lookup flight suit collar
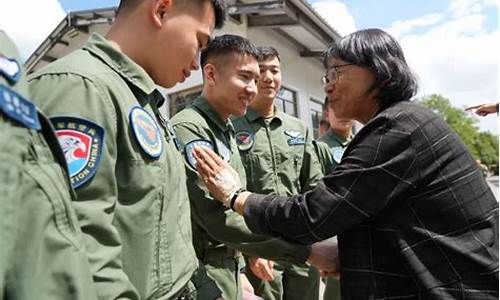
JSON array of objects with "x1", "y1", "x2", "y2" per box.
[
  {"x1": 246, "y1": 105, "x2": 283, "y2": 125},
  {"x1": 325, "y1": 128, "x2": 350, "y2": 146},
  {"x1": 192, "y1": 96, "x2": 234, "y2": 133},
  {"x1": 83, "y1": 33, "x2": 164, "y2": 107}
]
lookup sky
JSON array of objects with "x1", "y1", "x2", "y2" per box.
[{"x1": 0, "y1": 0, "x2": 498, "y2": 133}]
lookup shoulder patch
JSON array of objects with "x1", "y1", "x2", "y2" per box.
[
  {"x1": 129, "y1": 106, "x2": 163, "y2": 159},
  {"x1": 0, "y1": 55, "x2": 21, "y2": 84},
  {"x1": 0, "y1": 84, "x2": 41, "y2": 130},
  {"x1": 50, "y1": 116, "x2": 104, "y2": 189},
  {"x1": 235, "y1": 131, "x2": 254, "y2": 152},
  {"x1": 184, "y1": 139, "x2": 214, "y2": 170},
  {"x1": 284, "y1": 129, "x2": 305, "y2": 146},
  {"x1": 331, "y1": 146, "x2": 345, "y2": 164}
]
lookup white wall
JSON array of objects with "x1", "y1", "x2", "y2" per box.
[{"x1": 162, "y1": 18, "x2": 326, "y2": 131}]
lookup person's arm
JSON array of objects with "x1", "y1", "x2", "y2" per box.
[
  {"x1": 194, "y1": 117, "x2": 418, "y2": 245},
  {"x1": 29, "y1": 74, "x2": 139, "y2": 300},
  {"x1": 172, "y1": 121, "x2": 311, "y2": 264},
  {"x1": 299, "y1": 126, "x2": 324, "y2": 192},
  {"x1": 465, "y1": 103, "x2": 499, "y2": 116}
]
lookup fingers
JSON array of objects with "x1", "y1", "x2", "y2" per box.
[
  {"x1": 465, "y1": 104, "x2": 481, "y2": 111},
  {"x1": 194, "y1": 146, "x2": 219, "y2": 173},
  {"x1": 249, "y1": 258, "x2": 274, "y2": 281}
]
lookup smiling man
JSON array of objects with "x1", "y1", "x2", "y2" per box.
[
  {"x1": 172, "y1": 35, "x2": 327, "y2": 300},
  {"x1": 28, "y1": 0, "x2": 226, "y2": 299}
]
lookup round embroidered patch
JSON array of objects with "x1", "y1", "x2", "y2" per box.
[
  {"x1": 184, "y1": 139, "x2": 214, "y2": 170},
  {"x1": 235, "y1": 131, "x2": 254, "y2": 152},
  {"x1": 0, "y1": 55, "x2": 21, "y2": 84},
  {"x1": 50, "y1": 116, "x2": 104, "y2": 189},
  {"x1": 331, "y1": 146, "x2": 345, "y2": 164},
  {"x1": 130, "y1": 106, "x2": 163, "y2": 159}
]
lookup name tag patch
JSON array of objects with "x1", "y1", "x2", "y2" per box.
[
  {"x1": 0, "y1": 84, "x2": 40, "y2": 130},
  {"x1": 130, "y1": 106, "x2": 163, "y2": 159},
  {"x1": 184, "y1": 139, "x2": 214, "y2": 170},
  {"x1": 51, "y1": 116, "x2": 104, "y2": 189},
  {"x1": 331, "y1": 146, "x2": 345, "y2": 163},
  {"x1": 235, "y1": 131, "x2": 254, "y2": 152},
  {"x1": 284, "y1": 129, "x2": 305, "y2": 146},
  {"x1": 0, "y1": 55, "x2": 21, "y2": 84}
]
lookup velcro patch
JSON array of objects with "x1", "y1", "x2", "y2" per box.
[
  {"x1": 0, "y1": 55, "x2": 21, "y2": 84},
  {"x1": 235, "y1": 131, "x2": 254, "y2": 152},
  {"x1": 51, "y1": 116, "x2": 104, "y2": 189},
  {"x1": 0, "y1": 84, "x2": 40, "y2": 130},
  {"x1": 284, "y1": 129, "x2": 305, "y2": 146},
  {"x1": 331, "y1": 146, "x2": 345, "y2": 163},
  {"x1": 130, "y1": 106, "x2": 163, "y2": 159},
  {"x1": 184, "y1": 139, "x2": 214, "y2": 170}
]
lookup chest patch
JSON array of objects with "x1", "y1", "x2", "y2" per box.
[
  {"x1": 235, "y1": 131, "x2": 254, "y2": 152},
  {"x1": 50, "y1": 116, "x2": 104, "y2": 189},
  {"x1": 331, "y1": 146, "x2": 345, "y2": 164},
  {"x1": 130, "y1": 106, "x2": 163, "y2": 159},
  {"x1": 0, "y1": 55, "x2": 21, "y2": 84},
  {"x1": 284, "y1": 129, "x2": 305, "y2": 146},
  {"x1": 184, "y1": 139, "x2": 214, "y2": 170},
  {"x1": 0, "y1": 84, "x2": 40, "y2": 130}
]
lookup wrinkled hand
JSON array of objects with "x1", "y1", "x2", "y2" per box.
[
  {"x1": 307, "y1": 238, "x2": 340, "y2": 277},
  {"x1": 194, "y1": 146, "x2": 242, "y2": 207},
  {"x1": 248, "y1": 256, "x2": 275, "y2": 281},
  {"x1": 465, "y1": 103, "x2": 498, "y2": 116}
]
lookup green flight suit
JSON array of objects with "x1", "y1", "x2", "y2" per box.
[
  {"x1": 314, "y1": 128, "x2": 351, "y2": 300},
  {"x1": 172, "y1": 97, "x2": 312, "y2": 300},
  {"x1": 232, "y1": 107, "x2": 323, "y2": 300},
  {"x1": 0, "y1": 30, "x2": 97, "y2": 300},
  {"x1": 28, "y1": 33, "x2": 219, "y2": 300}
]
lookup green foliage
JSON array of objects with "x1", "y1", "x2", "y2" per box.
[{"x1": 417, "y1": 94, "x2": 499, "y2": 174}]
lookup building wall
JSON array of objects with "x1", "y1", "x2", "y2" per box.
[{"x1": 162, "y1": 17, "x2": 326, "y2": 131}]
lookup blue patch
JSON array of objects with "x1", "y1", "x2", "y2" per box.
[
  {"x1": 130, "y1": 106, "x2": 163, "y2": 159},
  {"x1": 331, "y1": 146, "x2": 345, "y2": 164},
  {"x1": 216, "y1": 139, "x2": 231, "y2": 162},
  {"x1": 0, "y1": 55, "x2": 21, "y2": 84},
  {"x1": 0, "y1": 84, "x2": 40, "y2": 130},
  {"x1": 50, "y1": 116, "x2": 104, "y2": 189},
  {"x1": 184, "y1": 139, "x2": 214, "y2": 170},
  {"x1": 284, "y1": 129, "x2": 305, "y2": 146}
]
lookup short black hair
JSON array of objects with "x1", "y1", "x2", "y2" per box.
[
  {"x1": 257, "y1": 46, "x2": 280, "y2": 62},
  {"x1": 323, "y1": 28, "x2": 418, "y2": 108},
  {"x1": 117, "y1": 0, "x2": 226, "y2": 29},
  {"x1": 200, "y1": 34, "x2": 259, "y2": 68}
]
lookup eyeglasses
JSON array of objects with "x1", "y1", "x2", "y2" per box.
[{"x1": 321, "y1": 63, "x2": 354, "y2": 86}]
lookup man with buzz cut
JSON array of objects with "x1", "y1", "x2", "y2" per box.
[
  {"x1": 28, "y1": 0, "x2": 227, "y2": 299},
  {"x1": 232, "y1": 46, "x2": 323, "y2": 300},
  {"x1": 172, "y1": 35, "x2": 335, "y2": 300}
]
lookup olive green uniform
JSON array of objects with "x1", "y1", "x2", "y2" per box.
[
  {"x1": 28, "y1": 33, "x2": 219, "y2": 300},
  {"x1": 172, "y1": 97, "x2": 311, "y2": 300},
  {"x1": 314, "y1": 128, "x2": 351, "y2": 300},
  {"x1": 232, "y1": 107, "x2": 323, "y2": 300},
  {"x1": 1, "y1": 30, "x2": 97, "y2": 300}
]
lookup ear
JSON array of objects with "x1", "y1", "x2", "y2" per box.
[
  {"x1": 203, "y1": 64, "x2": 217, "y2": 87},
  {"x1": 151, "y1": 0, "x2": 173, "y2": 27}
]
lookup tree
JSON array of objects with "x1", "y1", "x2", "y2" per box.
[{"x1": 417, "y1": 94, "x2": 499, "y2": 174}]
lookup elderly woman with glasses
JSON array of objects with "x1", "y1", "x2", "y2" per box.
[{"x1": 193, "y1": 29, "x2": 499, "y2": 299}]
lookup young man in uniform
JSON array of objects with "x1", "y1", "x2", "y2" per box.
[
  {"x1": 1, "y1": 30, "x2": 97, "y2": 300},
  {"x1": 232, "y1": 46, "x2": 323, "y2": 300},
  {"x1": 172, "y1": 35, "x2": 334, "y2": 300},
  {"x1": 28, "y1": 1, "x2": 226, "y2": 299},
  {"x1": 315, "y1": 96, "x2": 353, "y2": 175}
]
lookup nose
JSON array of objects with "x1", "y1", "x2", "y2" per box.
[
  {"x1": 245, "y1": 81, "x2": 258, "y2": 96},
  {"x1": 261, "y1": 70, "x2": 272, "y2": 83},
  {"x1": 191, "y1": 52, "x2": 201, "y2": 71}
]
